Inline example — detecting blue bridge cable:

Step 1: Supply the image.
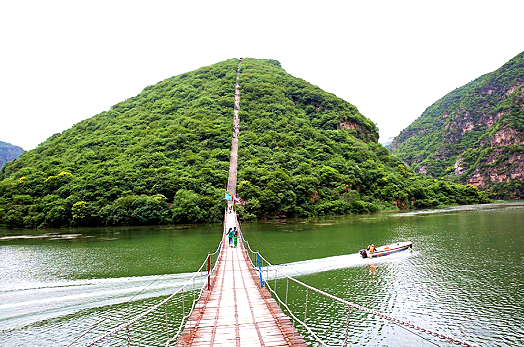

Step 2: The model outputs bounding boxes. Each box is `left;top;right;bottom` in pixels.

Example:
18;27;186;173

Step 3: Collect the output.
257;252;264;287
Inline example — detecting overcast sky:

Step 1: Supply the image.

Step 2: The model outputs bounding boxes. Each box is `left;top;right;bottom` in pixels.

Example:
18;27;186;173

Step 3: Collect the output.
1;0;523;150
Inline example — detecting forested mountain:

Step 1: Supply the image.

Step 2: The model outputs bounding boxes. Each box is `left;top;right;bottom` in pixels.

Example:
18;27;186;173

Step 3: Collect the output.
392;51;524;198
0;58;488;228
0;141;23;169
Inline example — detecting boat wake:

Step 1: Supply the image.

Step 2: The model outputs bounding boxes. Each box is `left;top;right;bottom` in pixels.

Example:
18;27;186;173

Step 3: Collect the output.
0;250;415;331
0;272;206;331
271;248;415;279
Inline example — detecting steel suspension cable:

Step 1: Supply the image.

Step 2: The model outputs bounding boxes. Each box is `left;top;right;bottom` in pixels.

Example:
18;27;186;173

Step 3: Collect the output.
241;230;479;347
67;267;177;346
80;241;223;347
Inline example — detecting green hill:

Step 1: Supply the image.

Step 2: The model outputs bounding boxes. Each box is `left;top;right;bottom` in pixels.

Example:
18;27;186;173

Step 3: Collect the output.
392;51;524;198
0;141;24;170
0;58;488;228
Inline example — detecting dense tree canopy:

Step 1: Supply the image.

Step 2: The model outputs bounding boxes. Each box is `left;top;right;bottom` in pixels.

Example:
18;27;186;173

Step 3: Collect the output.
0;58;488;228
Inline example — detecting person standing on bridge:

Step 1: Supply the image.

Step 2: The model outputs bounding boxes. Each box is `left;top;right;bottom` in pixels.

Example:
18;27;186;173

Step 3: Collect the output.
233;227;238;247
228;228;234;247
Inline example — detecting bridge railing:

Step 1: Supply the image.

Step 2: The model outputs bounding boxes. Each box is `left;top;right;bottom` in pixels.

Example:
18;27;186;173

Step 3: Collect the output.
236;216;479;347
71;240;223;347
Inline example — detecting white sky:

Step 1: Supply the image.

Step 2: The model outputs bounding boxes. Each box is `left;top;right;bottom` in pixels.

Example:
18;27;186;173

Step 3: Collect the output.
1;0;523;150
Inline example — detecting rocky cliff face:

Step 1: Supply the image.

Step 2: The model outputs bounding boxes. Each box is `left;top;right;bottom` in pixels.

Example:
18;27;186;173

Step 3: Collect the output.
0;141;24;169
392;51;524;198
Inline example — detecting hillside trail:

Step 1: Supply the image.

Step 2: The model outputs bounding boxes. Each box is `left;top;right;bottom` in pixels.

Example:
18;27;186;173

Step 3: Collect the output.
227;58;242;197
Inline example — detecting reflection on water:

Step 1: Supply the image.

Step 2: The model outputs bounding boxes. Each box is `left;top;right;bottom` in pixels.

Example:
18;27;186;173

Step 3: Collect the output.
1;204;524;346
243;204;524;347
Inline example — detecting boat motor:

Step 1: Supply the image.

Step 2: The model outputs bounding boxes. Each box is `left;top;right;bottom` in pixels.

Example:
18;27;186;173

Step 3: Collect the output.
359;249;367;258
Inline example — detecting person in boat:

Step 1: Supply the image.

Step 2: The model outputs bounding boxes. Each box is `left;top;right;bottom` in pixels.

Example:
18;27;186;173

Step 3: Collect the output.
367;244;375;252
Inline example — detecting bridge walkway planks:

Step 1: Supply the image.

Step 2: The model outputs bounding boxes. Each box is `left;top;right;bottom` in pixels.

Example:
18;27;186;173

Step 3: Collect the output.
176;210;306;346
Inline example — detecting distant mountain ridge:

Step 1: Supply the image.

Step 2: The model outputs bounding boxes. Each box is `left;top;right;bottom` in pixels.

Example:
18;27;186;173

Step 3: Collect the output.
392;51;524;198
380;136;395;150
0;141;23;169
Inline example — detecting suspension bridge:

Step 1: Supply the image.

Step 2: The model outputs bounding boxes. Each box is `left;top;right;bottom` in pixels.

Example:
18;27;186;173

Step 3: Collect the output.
72;59;480;347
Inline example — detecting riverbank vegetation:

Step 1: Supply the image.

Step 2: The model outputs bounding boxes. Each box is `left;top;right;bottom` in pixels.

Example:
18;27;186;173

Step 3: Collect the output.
0;58;488;228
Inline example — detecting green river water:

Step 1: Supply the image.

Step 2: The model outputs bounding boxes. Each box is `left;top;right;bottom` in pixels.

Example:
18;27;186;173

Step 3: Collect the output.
1;203;523;346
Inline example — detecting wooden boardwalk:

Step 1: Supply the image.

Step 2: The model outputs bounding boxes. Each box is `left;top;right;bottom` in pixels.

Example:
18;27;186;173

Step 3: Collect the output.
176;210;306;346
177;58;305;346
